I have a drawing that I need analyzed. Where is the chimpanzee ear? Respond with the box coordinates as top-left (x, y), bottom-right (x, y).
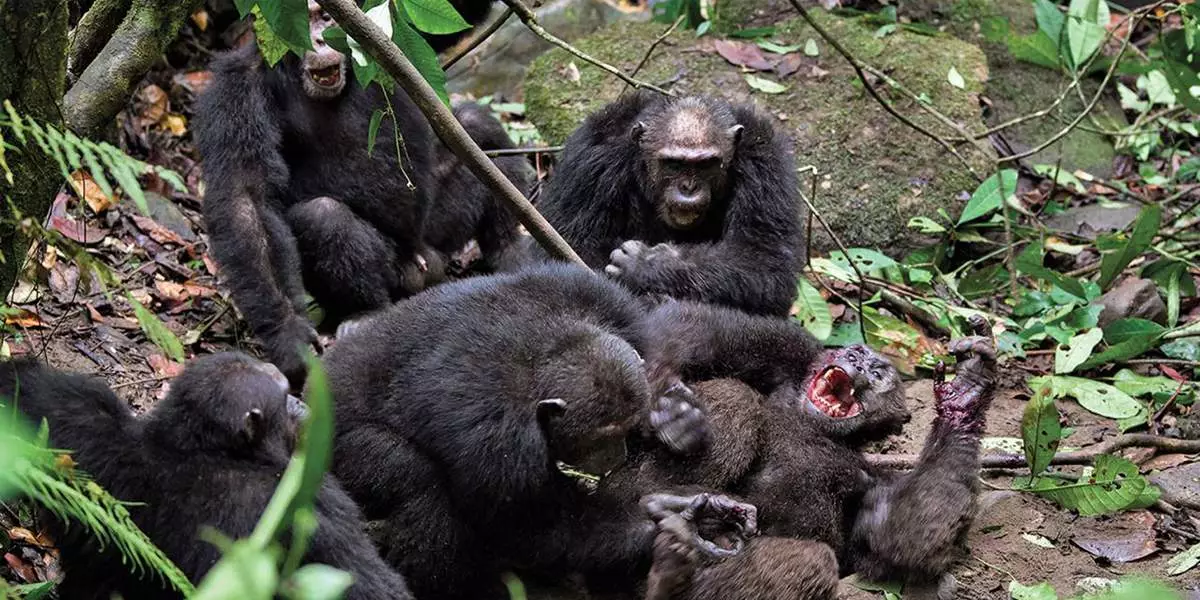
top-left (536, 398), bottom-right (567, 430)
top-left (727, 124), bottom-right (744, 145)
top-left (242, 408), bottom-right (264, 446)
top-left (631, 121), bottom-right (647, 142)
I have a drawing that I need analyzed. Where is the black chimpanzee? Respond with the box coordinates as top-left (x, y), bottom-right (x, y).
top-left (614, 308), bottom-right (996, 600)
top-left (194, 1), bottom-right (531, 387)
top-left (534, 92), bottom-right (806, 317)
top-left (0, 353), bottom-right (413, 599)
top-left (320, 263), bottom-right (755, 600)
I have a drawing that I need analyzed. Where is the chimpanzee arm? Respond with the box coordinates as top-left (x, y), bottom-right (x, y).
top-left (537, 93), bottom-right (658, 266)
top-left (194, 46), bottom-right (316, 385)
top-left (850, 323), bottom-right (996, 585)
top-left (642, 301), bottom-right (823, 395)
top-left (608, 107), bottom-right (804, 316)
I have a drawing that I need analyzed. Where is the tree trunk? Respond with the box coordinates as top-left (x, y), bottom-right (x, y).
top-left (0, 0), bottom-right (69, 300)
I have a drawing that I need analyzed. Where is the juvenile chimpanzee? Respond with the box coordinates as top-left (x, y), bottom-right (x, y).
top-left (534, 92), bottom-right (805, 316)
top-left (321, 264), bottom-right (753, 600)
top-left (612, 307), bottom-right (996, 599)
top-left (0, 353), bottom-right (413, 600)
top-left (195, 2), bottom-right (530, 386)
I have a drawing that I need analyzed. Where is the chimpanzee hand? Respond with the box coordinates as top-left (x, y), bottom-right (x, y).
top-left (642, 492), bottom-right (758, 558)
top-left (646, 520), bottom-right (700, 600)
top-left (605, 240), bottom-right (682, 285)
top-left (650, 381), bottom-right (710, 456)
top-left (933, 315), bottom-right (996, 429)
top-left (264, 314), bottom-right (320, 391)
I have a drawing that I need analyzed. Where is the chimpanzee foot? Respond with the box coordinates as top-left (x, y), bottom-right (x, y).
top-left (650, 381), bottom-right (711, 455)
top-left (642, 493), bottom-right (758, 558)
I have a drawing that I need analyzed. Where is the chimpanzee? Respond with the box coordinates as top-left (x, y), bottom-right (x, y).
top-left (534, 92), bottom-right (805, 316)
top-left (613, 307), bottom-right (996, 599)
top-left (320, 263), bottom-right (754, 600)
top-left (194, 1), bottom-right (530, 387)
top-left (0, 353), bottom-right (413, 600)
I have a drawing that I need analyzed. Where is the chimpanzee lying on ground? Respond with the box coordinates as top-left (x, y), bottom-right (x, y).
top-left (534, 92), bottom-right (805, 316)
top-left (0, 353), bottom-right (412, 600)
top-left (320, 264), bottom-right (755, 600)
top-left (195, 1), bottom-right (530, 387)
top-left (610, 307), bottom-right (995, 600)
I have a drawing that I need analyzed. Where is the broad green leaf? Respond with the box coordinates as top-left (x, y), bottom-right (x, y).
top-left (1077, 335), bottom-right (1160, 371)
top-left (1033, 0), bottom-right (1065, 44)
top-left (348, 1), bottom-right (394, 68)
top-left (1015, 244), bottom-right (1088, 301)
top-left (257, 0), bottom-right (312, 56)
top-left (367, 109), bottom-right (385, 156)
top-left (825, 322), bottom-right (865, 347)
top-left (234, 0), bottom-right (256, 16)
top-left (862, 306), bottom-right (924, 374)
top-left (402, 0), bottom-right (470, 34)
top-left (829, 248), bottom-right (897, 274)
top-left (191, 542), bottom-right (279, 600)
top-left (1010, 580), bottom-right (1058, 600)
top-left (1103, 318), bottom-right (1166, 344)
top-left (1055, 328), bottom-right (1102, 374)
top-left (502, 572), bottom-right (528, 600)
top-left (394, 4), bottom-right (449, 105)
top-left (1029, 375), bottom-right (1142, 419)
top-left (8, 582), bottom-right (54, 600)
top-left (804, 38), bottom-right (819, 56)
top-left (947, 66), bottom-right (966, 89)
top-left (1066, 0), bottom-right (1110, 68)
top-left (1008, 31), bottom-right (1062, 69)
top-left (744, 74), bottom-right (789, 94)
top-left (251, 5), bottom-right (292, 67)
top-left (1168, 542), bottom-right (1200, 576)
top-left (1098, 204), bottom-right (1162, 290)
top-left (1113, 369), bottom-right (1187, 398)
top-left (756, 40), bottom-right (802, 54)
top-left (1021, 386), bottom-right (1061, 475)
top-left (1144, 70), bottom-right (1177, 106)
top-left (958, 169), bottom-right (1017, 225)
top-left (1032, 164), bottom-right (1086, 193)
top-left (286, 564), bottom-right (355, 600)
top-left (1163, 339), bottom-right (1200, 361)
top-left (127, 294), bottom-right (185, 362)
top-left (793, 278), bottom-right (833, 341)
top-left (1028, 455), bottom-right (1156, 516)
top-left (907, 216), bottom-right (946, 234)
top-left (808, 257), bottom-right (857, 284)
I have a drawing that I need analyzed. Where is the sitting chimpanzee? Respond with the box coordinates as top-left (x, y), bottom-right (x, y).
top-left (194, 1), bottom-right (531, 387)
top-left (612, 307), bottom-right (996, 600)
top-left (320, 263), bottom-right (754, 600)
top-left (534, 92), bottom-right (805, 317)
top-left (0, 353), bottom-right (412, 600)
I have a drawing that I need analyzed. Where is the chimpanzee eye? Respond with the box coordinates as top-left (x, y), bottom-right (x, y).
top-left (320, 11), bottom-right (333, 22)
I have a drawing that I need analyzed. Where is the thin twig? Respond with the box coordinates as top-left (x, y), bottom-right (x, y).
top-left (484, 145), bottom-right (564, 157)
top-left (796, 169), bottom-right (866, 341)
top-left (317, 0), bottom-right (585, 265)
top-left (627, 14), bottom-right (685, 84)
top-left (497, 0), bottom-right (674, 96)
top-left (784, 0), bottom-right (983, 181)
top-left (440, 7), bottom-right (513, 70)
top-left (867, 433), bottom-right (1200, 469)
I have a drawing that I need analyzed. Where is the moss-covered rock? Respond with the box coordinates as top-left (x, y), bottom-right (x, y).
top-left (524, 11), bottom-right (993, 251)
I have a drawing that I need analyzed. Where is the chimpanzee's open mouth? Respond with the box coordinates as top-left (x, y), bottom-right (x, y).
top-left (807, 366), bottom-right (862, 419)
top-left (309, 65), bottom-right (342, 88)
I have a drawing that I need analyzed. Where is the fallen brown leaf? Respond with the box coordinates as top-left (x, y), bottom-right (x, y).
top-left (147, 353), bottom-right (184, 378)
top-left (138, 84), bottom-right (169, 127)
top-left (48, 214), bottom-right (109, 245)
top-left (7, 527), bottom-right (54, 549)
top-left (132, 215), bottom-right (186, 246)
top-left (713, 40), bottom-right (775, 71)
top-left (85, 303), bottom-right (106, 324)
top-left (69, 170), bottom-right (117, 213)
top-left (4, 309), bottom-right (45, 328)
top-left (4, 552), bottom-right (38, 582)
top-left (775, 53), bottom-right (803, 78)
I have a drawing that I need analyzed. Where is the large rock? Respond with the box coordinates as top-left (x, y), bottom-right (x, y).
top-left (523, 11), bottom-right (993, 251)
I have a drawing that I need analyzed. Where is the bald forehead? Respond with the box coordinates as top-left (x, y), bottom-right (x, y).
top-left (665, 106), bottom-right (716, 149)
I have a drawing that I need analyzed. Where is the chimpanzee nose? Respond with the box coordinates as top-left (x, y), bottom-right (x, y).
top-left (679, 180), bottom-right (699, 196)
top-left (902, 411), bottom-right (913, 424)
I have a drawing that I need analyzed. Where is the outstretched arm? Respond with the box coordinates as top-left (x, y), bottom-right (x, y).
top-left (850, 319), bottom-right (996, 586)
top-left (194, 46), bottom-right (316, 385)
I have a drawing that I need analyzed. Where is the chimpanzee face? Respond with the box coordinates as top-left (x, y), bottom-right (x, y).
top-left (633, 99), bottom-right (743, 230)
top-left (800, 345), bottom-right (910, 442)
top-left (302, 1), bottom-right (349, 100)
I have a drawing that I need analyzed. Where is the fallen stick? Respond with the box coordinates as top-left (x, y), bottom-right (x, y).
top-left (867, 433), bottom-right (1200, 469)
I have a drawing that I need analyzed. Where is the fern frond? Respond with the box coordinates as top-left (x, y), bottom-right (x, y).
top-left (0, 100), bottom-right (186, 216)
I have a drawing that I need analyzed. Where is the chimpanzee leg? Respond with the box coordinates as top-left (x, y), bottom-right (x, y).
top-left (287, 197), bottom-right (401, 324)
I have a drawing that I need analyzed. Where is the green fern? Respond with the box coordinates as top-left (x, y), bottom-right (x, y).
top-left (0, 426), bottom-right (195, 595)
top-left (0, 100), bottom-right (186, 215)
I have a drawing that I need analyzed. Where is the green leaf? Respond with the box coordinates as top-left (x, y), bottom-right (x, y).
top-left (1032, 164), bottom-right (1086, 193)
top-left (1021, 386), bottom-right (1062, 476)
top-left (1055, 328), bottom-right (1102, 374)
top-left (286, 564), bottom-right (355, 600)
top-left (1098, 204), bottom-right (1162, 290)
top-left (1076, 335), bottom-right (1160, 371)
top-left (402, 0), bottom-right (470, 34)
top-left (257, 0), bottom-right (312, 56)
top-left (756, 40), bottom-right (801, 54)
top-left (907, 216), bottom-right (946, 234)
top-left (947, 66), bottom-right (966, 89)
top-left (394, 4), bottom-right (449, 105)
top-left (127, 294), bottom-right (184, 362)
top-left (1015, 244), bottom-right (1088, 301)
top-left (743, 74), bottom-right (789, 94)
top-left (1113, 369), bottom-right (1187, 398)
top-left (695, 21), bottom-right (711, 37)
top-left (1009, 580), bottom-right (1059, 600)
top-left (1008, 31), bottom-right (1062, 69)
top-left (793, 278), bottom-right (833, 341)
top-left (367, 108), bottom-right (385, 156)
top-left (8, 582), bottom-right (55, 600)
top-left (502, 572), bottom-right (528, 600)
top-left (192, 541), bottom-right (280, 600)
top-left (1028, 455), bottom-right (1156, 516)
top-left (803, 38), bottom-right (819, 56)
top-left (1033, 0), bottom-right (1065, 44)
top-left (1066, 0), bottom-right (1110, 68)
top-left (958, 169), bottom-right (1017, 225)
top-left (1168, 542), bottom-right (1200, 576)
top-left (1102, 318), bottom-right (1165, 345)
top-left (1029, 376), bottom-right (1143, 419)
top-left (828, 248), bottom-right (897, 274)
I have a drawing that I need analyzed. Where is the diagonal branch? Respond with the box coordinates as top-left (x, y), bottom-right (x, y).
top-left (316, 0), bottom-right (585, 266)
top-left (440, 7), bottom-right (513, 70)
